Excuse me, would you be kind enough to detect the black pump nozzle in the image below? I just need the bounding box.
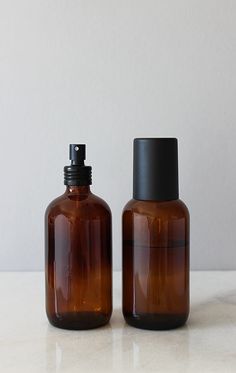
[69,144,86,166]
[64,144,92,186]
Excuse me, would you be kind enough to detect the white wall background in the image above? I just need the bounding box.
[0,0,235,271]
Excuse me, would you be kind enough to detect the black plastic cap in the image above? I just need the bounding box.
[64,144,92,186]
[133,138,179,201]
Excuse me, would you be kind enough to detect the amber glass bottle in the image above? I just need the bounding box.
[45,144,112,330]
[123,138,189,330]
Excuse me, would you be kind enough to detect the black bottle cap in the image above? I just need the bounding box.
[64,144,92,186]
[133,138,179,201]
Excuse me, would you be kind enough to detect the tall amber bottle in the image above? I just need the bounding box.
[123,138,189,330]
[45,144,112,330]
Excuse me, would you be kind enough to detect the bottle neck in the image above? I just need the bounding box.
[66,185,91,195]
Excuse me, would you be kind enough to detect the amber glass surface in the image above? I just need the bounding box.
[122,198,189,330]
[45,186,112,330]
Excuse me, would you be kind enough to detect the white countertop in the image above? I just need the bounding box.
[0,271,236,372]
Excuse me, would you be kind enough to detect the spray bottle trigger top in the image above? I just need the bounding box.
[64,144,91,185]
[69,144,86,166]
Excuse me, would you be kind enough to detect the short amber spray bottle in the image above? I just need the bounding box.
[45,144,112,329]
[122,138,189,330]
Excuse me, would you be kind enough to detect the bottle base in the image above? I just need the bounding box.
[47,311,111,330]
[124,312,188,330]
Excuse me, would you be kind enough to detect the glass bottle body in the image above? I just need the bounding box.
[45,186,112,330]
[122,198,189,330]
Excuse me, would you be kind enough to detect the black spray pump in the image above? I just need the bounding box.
[64,144,92,186]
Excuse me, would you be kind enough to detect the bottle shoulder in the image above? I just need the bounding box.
[45,191,111,219]
[89,193,111,213]
[45,193,66,216]
[123,198,189,219]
